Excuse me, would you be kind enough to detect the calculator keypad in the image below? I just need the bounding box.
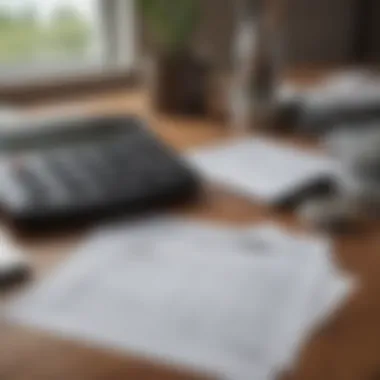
[0,123,198,227]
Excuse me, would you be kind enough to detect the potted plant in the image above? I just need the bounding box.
[139,0,208,115]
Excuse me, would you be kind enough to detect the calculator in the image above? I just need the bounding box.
[0,115,200,231]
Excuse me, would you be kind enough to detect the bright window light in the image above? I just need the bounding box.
[0,0,135,82]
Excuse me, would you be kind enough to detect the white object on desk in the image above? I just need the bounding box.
[6,218,354,380]
[187,138,337,204]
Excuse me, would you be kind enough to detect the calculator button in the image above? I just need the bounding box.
[0,164,30,210]
[79,147,120,192]
[26,156,72,206]
[48,151,101,203]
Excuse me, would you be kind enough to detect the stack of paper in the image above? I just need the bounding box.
[6,218,354,380]
[187,138,337,205]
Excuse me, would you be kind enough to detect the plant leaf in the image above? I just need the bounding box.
[139,0,200,52]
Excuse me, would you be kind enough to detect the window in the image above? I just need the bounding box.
[0,0,135,83]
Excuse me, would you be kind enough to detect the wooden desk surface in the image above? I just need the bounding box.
[2,87,380,380]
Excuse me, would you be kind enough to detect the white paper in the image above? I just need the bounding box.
[187,138,336,204]
[248,226,354,369]
[6,218,353,380]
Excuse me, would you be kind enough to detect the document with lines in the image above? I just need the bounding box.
[7,218,354,380]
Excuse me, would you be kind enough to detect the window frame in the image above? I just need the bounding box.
[0,0,137,90]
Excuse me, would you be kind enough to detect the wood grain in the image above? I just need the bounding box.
[1,81,380,380]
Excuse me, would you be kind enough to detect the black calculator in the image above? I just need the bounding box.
[0,115,199,231]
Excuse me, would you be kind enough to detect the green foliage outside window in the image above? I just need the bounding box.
[0,5,92,64]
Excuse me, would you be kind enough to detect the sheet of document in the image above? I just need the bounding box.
[187,138,337,204]
[6,218,353,380]
[244,224,354,369]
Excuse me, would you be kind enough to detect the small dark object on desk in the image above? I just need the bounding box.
[274,177,338,210]
[271,98,302,131]
[0,233,31,289]
[0,264,31,290]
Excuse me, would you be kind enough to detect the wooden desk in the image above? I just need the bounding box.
[2,88,380,380]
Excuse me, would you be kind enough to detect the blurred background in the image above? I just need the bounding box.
[0,0,379,85]
[0,0,378,114]
[0,0,380,77]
